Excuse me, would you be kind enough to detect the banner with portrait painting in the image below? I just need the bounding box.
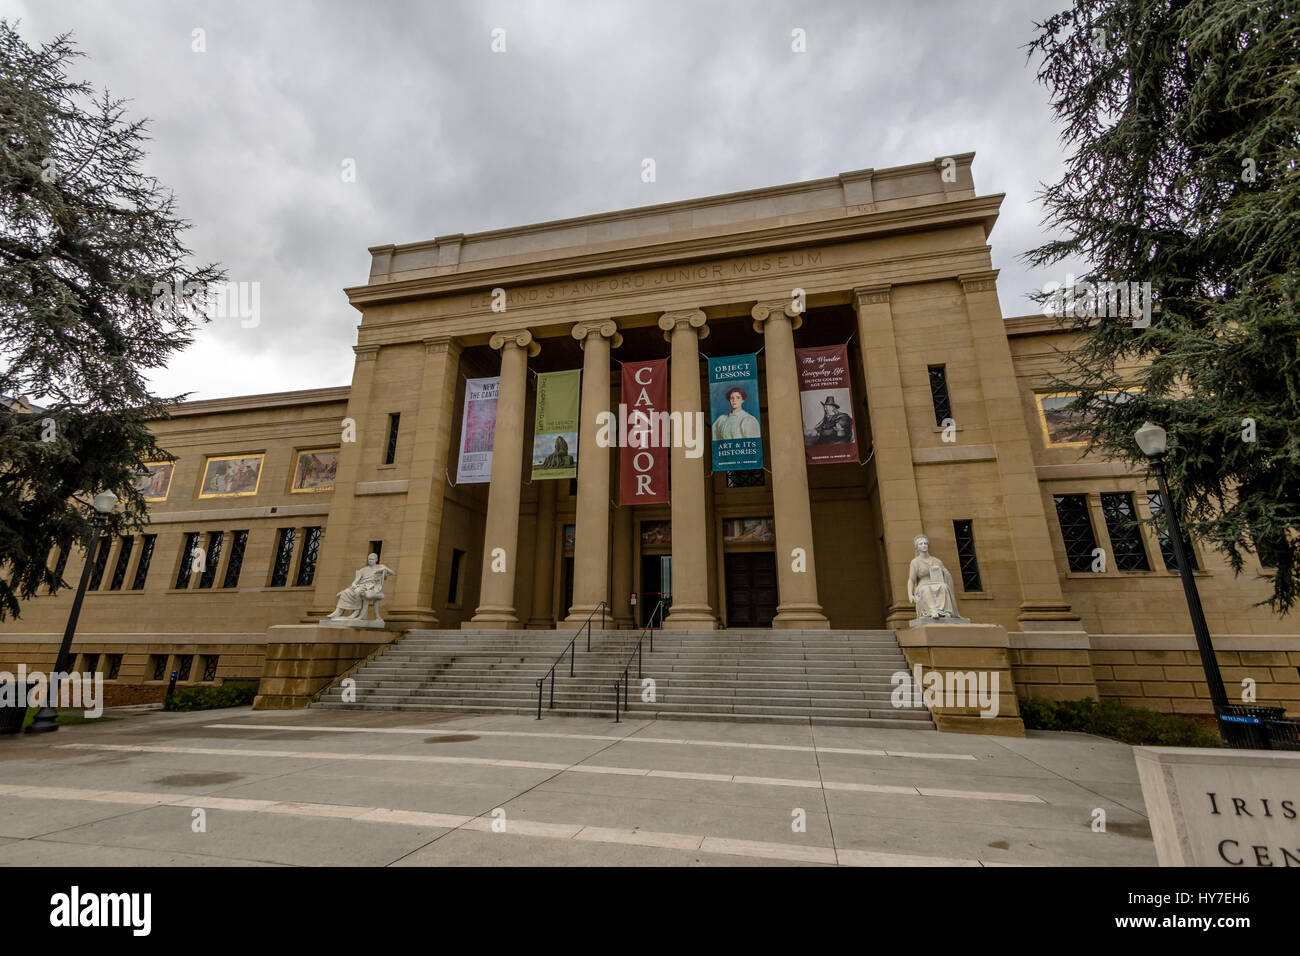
[795,344,859,464]
[531,369,581,480]
[707,354,763,471]
[455,376,499,484]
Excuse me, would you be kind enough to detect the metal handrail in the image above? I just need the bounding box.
[535,601,608,719]
[614,598,667,722]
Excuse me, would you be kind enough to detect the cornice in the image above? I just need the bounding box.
[344,194,1005,310]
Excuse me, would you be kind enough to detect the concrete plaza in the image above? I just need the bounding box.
[0,707,1158,866]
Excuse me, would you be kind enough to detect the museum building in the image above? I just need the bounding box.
[2,153,1296,725]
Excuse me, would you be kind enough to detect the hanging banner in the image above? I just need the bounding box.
[708,353,763,471]
[796,344,859,464]
[619,358,669,505]
[455,376,499,484]
[531,369,581,480]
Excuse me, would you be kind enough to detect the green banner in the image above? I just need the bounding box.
[531,369,581,480]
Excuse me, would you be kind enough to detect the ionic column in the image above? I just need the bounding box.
[566,319,621,624]
[526,481,557,628]
[751,300,829,629]
[465,330,539,629]
[657,309,716,629]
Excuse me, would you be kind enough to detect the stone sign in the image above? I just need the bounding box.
[1134,746,1300,867]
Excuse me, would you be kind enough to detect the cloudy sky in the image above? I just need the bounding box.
[3,0,1084,401]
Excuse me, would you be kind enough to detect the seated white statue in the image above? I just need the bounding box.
[323,553,395,626]
[907,534,964,623]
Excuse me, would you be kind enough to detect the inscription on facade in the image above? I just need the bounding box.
[468,251,823,310]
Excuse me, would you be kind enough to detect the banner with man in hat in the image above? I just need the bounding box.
[796,344,859,464]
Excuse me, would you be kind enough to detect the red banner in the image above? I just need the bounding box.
[619,359,670,505]
[796,344,859,464]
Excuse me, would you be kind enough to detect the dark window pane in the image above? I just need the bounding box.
[132,535,156,590]
[223,531,248,588]
[726,469,765,488]
[368,540,383,561]
[928,365,953,426]
[198,532,224,589]
[952,520,983,591]
[109,535,134,590]
[384,413,400,464]
[106,654,123,680]
[448,548,465,604]
[176,532,200,589]
[53,545,70,586]
[295,527,322,586]
[176,654,193,681]
[150,655,168,681]
[1053,494,1099,572]
[201,656,219,681]
[1146,492,1198,572]
[88,536,110,590]
[1101,493,1150,572]
[270,528,297,587]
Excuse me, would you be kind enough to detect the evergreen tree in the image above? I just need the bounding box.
[0,21,222,619]
[1025,0,1300,612]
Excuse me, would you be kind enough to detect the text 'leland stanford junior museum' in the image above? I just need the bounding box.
[5,153,1296,733]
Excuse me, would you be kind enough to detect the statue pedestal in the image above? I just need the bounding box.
[908,614,971,627]
[252,624,395,710]
[894,623,1024,737]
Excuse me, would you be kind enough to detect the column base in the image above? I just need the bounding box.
[662,605,717,630]
[772,603,830,629]
[463,607,520,629]
[564,604,610,628]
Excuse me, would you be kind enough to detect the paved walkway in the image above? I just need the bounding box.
[0,707,1157,866]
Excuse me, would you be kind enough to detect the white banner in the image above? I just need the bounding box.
[455,376,499,484]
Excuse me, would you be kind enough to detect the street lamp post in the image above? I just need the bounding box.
[25,490,119,735]
[1134,423,1231,725]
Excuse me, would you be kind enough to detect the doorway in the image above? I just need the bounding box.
[639,554,672,627]
[724,552,777,627]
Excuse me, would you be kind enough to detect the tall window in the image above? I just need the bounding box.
[223,531,249,588]
[176,532,200,589]
[952,520,983,591]
[52,545,70,584]
[384,413,401,465]
[447,548,465,604]
[368,540,383,560]
[1100,493,1150,572]
[270,528,297,587]
[87,536,111,590]
[1146,492,1198,572]
[1053,494,1099,572]
[295,527,322,586]
[108,535,134,591]
[132,535,156,590]
[198,531,224,589]
[927,365,953,426]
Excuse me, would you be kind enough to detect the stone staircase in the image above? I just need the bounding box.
[313,628,934,728]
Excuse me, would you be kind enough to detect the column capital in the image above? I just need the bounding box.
[658,309,709,342]
[423,335,463,358]
[488,328,541,357]
[571,318,623,349]
[750,299,803,333]
[353,344,380,362]
[851,284,892,307]
[958,270,999,294]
